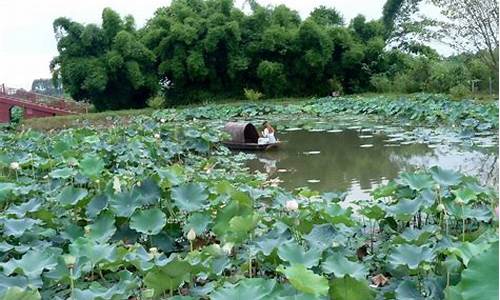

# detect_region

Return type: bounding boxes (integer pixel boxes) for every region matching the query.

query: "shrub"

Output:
[370,74,392,93]
[244,88,263,101]
[449,84,470,99]
[147,95,166,109]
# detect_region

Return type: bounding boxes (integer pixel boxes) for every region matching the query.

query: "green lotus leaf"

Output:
[56,186,88,206]
[389,244,435,269]
[0,274,31,296]
[322,203,354,226]
[6,198,42,217]
[210,278,277,300]
[135,178,161,205]
[430,166,462,187]
[109,191,141,217]
[447,204,492,222]
[395,225,438,245]
[227,213,260,243]
[69,237,117,266]
[130,208,166,235]
[144,259,191,297]
[73,270,139,300]
[329,276,375,300]
[156,165,185,187]
[399,172,434,190]
[445,242,498,300]
[447,241,492,267]
[86,194,109,219]
[277,264,329,297]
[0,287,41,300]
[171,183,208,212]
[304,224,338,251]
[1,249,59,279]
[0,183,16,202]
[254,226,292,256]
[48,167,75,179]
[386,197,424,221]
[1,218,40,237]
[360,205,385,220]
[79,154,105,179]
[372,181,398,199]
[87,211,116,243]
[322,253,367,280]
[277,242,322,268]
[184,212,212,235]
[453,187,477,204]
[396,280,424,300]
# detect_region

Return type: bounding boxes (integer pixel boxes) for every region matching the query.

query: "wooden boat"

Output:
[222,122,280,151]
[222,141,281,151]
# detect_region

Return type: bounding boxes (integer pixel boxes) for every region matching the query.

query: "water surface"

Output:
[246,128,498,200]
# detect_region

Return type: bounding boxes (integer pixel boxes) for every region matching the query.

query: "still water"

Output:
[246,129,498,200]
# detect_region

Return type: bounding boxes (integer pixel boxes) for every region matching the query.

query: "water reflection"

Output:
[246,129,498,200]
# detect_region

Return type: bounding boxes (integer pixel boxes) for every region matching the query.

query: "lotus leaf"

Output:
[56,186,88,206]
[389,244,435,269]
[130,208,166,235]
[277,264,329,296]
[277,241,322,268]
[329,276,375,300]
[171,183,208,212]
[321,253,367,280]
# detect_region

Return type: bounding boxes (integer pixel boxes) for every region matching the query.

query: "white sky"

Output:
[0,0,446,89]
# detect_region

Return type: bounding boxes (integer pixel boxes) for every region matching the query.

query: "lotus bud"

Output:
[9,162,20,170]
[456,199,464,205]
[285,200,299,211]
[443,214,449,220]
[222,243,234,255]
[113,176,122,193]
[495,206,499,218]
[63,255,76,268]
[84,226,90,235]
[332,241,340,248]
[187,228,196,241]
[436,203,445,212]
[160,118,166,123]
[95,179,100,184]
[154,133,161,139]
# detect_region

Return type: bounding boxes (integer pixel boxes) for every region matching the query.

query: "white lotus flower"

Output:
[187,228,196,241]
[160,118,166,123]
[113,176,122,193]
[154,133,161,139]
[10,162,20,170]
[222,243,234,255]
[285,200,299,211]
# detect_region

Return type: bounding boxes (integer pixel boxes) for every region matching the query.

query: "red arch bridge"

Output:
[0,84,87,123]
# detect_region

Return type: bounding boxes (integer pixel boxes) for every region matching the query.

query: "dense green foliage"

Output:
[51,1,498,110]
[0,97,498,299]
[51,9,158,111]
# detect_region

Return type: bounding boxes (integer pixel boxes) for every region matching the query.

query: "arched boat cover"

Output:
[223,122,260,143]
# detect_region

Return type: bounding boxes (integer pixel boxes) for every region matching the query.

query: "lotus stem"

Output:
[69,267,75,299]
[462,205,465,242]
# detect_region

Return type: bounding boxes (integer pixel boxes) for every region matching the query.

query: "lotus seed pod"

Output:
[187,228,196,241]
[149,247,158,256]
[456,199,464,205]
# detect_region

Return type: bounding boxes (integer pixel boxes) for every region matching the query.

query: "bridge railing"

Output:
[0,84,89,113]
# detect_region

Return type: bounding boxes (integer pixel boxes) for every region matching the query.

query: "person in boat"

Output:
[258,121,277,144]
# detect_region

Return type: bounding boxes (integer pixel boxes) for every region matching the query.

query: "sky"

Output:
[0,0,445,90]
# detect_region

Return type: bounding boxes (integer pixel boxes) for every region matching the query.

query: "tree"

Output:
[51,8,158,111]
[308,6,344,27]
[31,78,64,97]
[429,0,499,73]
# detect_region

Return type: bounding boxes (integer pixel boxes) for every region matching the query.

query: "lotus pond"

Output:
[0,95,498,300]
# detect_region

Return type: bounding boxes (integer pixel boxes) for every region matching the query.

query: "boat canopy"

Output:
[223,122,260,143]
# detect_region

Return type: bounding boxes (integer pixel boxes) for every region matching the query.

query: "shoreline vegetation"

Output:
[20,93,498,131]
